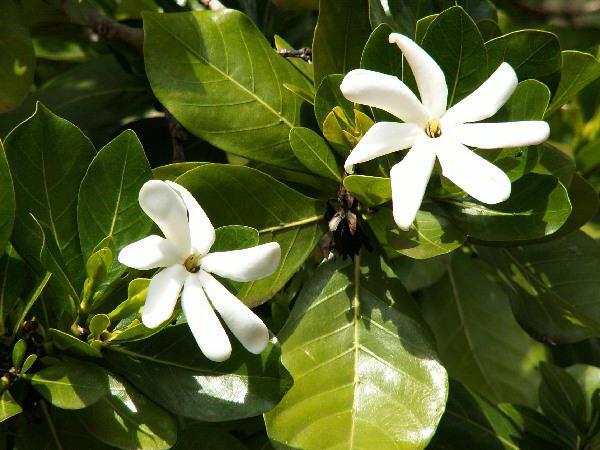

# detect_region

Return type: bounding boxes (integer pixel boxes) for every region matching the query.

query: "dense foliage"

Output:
[2,0,600,448]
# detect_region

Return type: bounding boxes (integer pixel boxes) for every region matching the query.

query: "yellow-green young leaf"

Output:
[30,361,110,409]
[343,175,391,207]
[421,252,547,407]
[314,74,354,130]
[21,354,37,374]
[143,9,309,169]
[312,0,371,86]
[5,103,96,298]
[48,328,102,358]
[289,127,341,181]
[104,324,284,421]
[0,0,35,113]
[547,51,600,116]
[79,373,177,450]
[12,339,27,370]
[89,314,110,338]
[176,164,325,306]
[107,278,150,322]
[152,162,206,181]
[0,390,22,422]
[265,255,448,449]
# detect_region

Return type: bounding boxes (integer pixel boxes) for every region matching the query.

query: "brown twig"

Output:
[199,0,227,11]
[277,48,313,62]
[62,0,144,53]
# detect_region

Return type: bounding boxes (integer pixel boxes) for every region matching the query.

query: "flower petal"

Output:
[201,242,281,282]
[442,62,518,126]
[199,271,269,355]
[165,181,215,256]
[340,69,429,125]
[389,33,447,119]
[390,136,437,230]
[139,180,191,256]
[344,122,423,173]
[181,274,232,362]
[118,235,184,270]
[449,121,550,149]
[142,264,187,329]
[436,138,511,204]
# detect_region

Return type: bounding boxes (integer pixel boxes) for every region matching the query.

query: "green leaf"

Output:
[143,9,308,168]
[429,381,522,450]
[421,6,487,106]
[289,127,341,181]
[0,55,153,142]
[368,0,434,36]
[343,175,391,207]
[79,372,177,450]
[77,130,153,283]
[265,255,448,449]
[486,30,561,88]
[0,141,15,258]
[107,279,150,323]
[483,231,600,343]
[211,225,260,292]
[21,354,37,374]
[421,252,547,406]
[274,35,314,86]
[176,164,325,306]
[0,391,22,423]
[551,174,599,240]
[152,162,206,181]
[478,18,500,41]
[48,328,102,358]
[547,51,600,116]
[89,314,110,338]
[30,360,110,409]
[12,339,27,370]
[314,74,354,130]
[0,248,30,335]
[387,253,450,293]
[539,362,586,444]
[437,0,498,22]
[577,138,600,175]
[0,0,35,113]
[5,103,96,295]
[568,364,600,422]
[312,0,371,86]
[366,206,466,260]
[104,324,284,422]
[440,174,572,243]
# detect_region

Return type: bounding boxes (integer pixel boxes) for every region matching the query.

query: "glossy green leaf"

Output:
[314,74,354,130]
[343,175,391,207]
[152,162,206,181]
[368,0,434,36]
[539,362,586,445]
[105,324,284,422]
[0,141,15,259]
[143,9,308,168]
[0,55,153,142]
[274,35,314,86]
[21,354,37,374]
[0,248,29,335]
[265,255,448,449]
[0,0,35,113]
[30,360,110,409]
[289,127,341,181]
[429,381,522,450]
[367,206,466,260]
[312,0,371,86]
[485,232,600,343]
[478,18,501,41]
[12,271,51,337]
[547,51,600,116]
[437,0,497,22]
[107,279,150,323]
[176,164,325,306]
[5,103,96,296]
[78,130,153,283]
[387,253,450,293]
[568,364,600,422]
[486,30,561,88]
[421,252,547,406]
[0,391,22,423]
[48,328,102,358]
[440,174,571,243]
[79,373,177,450]
[551,174,599,240]
[421,6,487,106]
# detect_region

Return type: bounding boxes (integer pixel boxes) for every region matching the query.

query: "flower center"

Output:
[184,254,201,273]
[425,119,442,138]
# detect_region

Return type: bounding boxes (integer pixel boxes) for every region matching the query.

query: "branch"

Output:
[199,0,226,11]
[62,0,144,53]
[276,48,313,62]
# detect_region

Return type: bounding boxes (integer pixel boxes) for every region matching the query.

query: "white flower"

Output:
[340,33,551,230]
[117,180,281,362]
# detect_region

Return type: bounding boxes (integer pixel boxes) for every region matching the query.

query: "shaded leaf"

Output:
[0,391,21,422]
[289,127,341,181]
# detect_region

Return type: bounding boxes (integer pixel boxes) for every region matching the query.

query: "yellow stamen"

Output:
[425,119,442,138]
[184,254,201,273]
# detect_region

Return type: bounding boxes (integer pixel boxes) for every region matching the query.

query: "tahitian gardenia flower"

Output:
[340,33,551,230]
[118,180,281,362]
